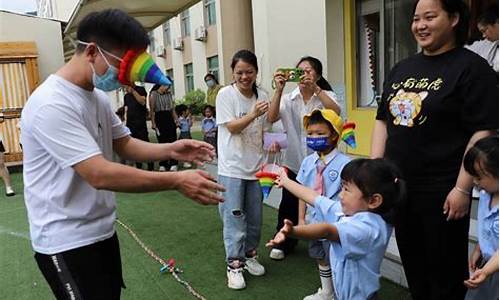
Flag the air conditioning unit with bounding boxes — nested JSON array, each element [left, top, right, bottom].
[[194, 26, 207, 42], [173, 37, 184, 51], [155, 45, 166, 58]]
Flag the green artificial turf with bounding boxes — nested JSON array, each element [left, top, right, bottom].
[[0, 130, 411, 299]]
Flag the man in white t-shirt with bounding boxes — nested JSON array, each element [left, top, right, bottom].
[[466, 5, 498, 72], [21, 9, 224, 300]]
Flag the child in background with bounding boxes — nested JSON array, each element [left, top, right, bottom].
[[176, 104, 192, 140], [293, 109, 351, 300], [463, 136, 499, 300], [202, 105, 217, 156], [175, 104, 193, 168], [268, 158, 405, 300]]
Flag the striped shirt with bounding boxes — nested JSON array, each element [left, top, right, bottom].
[[151, 91, 174, 112]]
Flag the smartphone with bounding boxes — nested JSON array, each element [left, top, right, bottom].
[[277, 68, 304, 82]]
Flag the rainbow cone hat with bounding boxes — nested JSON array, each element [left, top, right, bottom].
[[118, 49, 172, 86], [255, 164, 287, 199], [341, 122, 356, 148]]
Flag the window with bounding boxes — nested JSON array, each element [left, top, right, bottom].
[[204, 0, 217, 26], [207, 56, 219, 82], [356, 0, 417, 107], [181, 11, 191, 37], [184, 63, 194, 92], [166, 69, 175, 96], [163, 22, 171, 45], [148, 32, 156, 53]]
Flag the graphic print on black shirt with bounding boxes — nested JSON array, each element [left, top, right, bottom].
[[376, 48, 498, 191]]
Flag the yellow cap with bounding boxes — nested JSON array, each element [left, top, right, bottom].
[[303, 109, 344, 135]]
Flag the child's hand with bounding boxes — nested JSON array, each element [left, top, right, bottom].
[[469, 247, 482, 273], [464, 268, 488, 289], [268, 142, 281, 153], [266, 219, 294, 248], [274, 168, 289, 188]]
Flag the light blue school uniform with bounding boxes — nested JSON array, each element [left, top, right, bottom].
[[465, 190, 499, 300], [314, 196, 392, 300], [296, 149, 351, 223], [477, 190, 499, 261], [202, 117, 217, 137]]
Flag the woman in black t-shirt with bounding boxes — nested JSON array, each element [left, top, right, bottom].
[[124, 85, 154, 171], [371, 1, 498, 299]]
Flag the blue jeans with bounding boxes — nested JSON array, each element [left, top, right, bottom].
[[218, 175, 263, 263]]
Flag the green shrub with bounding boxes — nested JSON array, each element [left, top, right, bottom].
[[176, 89, 206, 115]]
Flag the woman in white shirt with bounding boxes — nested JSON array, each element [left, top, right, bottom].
[[216, 50, 270, 290]]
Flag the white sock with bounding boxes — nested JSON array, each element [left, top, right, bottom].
[[318, 264, 333, 296]]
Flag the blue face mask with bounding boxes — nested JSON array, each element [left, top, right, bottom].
[[91, 63, 121, 91], [206, 79, 216, 88], [306, 135, 331, 152], [80, 41, 123, 91]]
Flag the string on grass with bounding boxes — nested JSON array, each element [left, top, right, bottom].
[[116, 219, 207, 300]]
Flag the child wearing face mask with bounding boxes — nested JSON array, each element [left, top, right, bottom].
[[293, 109, 354, 300], [205, 73, 222, 107], [268, 158, 405, 300], [463, 136, 499, 300], [201, 105, 217, 155]]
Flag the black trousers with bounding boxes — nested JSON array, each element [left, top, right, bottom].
[[35, 233, 125, 300], [155, 110, 177, 168], [129, 125, 154, 171], [274, 170, 299, 253], [395, 189, 469, 300]]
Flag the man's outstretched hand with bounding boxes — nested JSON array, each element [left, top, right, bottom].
[[175, 169, 225, 205], [169, 139, 216, 165]]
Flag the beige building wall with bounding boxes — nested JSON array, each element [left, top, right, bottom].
[[0, 11, 64, 81], [151, 0, 254, 100], [218, 0, 254, 85], [325, 0, 347, 116], [251, 0, 328, 94]]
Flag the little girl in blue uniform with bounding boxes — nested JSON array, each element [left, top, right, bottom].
[[463, 136, 498, 300], [268, 158, 406, 300]]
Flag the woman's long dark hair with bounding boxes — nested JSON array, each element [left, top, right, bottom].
[[150, 84, 161, 93], [296, 56, 333, 91], [231, 50, 259, 98]]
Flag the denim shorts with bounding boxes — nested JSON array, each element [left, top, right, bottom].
[[308, 239, 330, 260]]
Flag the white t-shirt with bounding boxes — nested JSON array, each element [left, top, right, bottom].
[[279, 87, 339, 173], [466, 39, 499, 72], [20, 75, 130, 254], [216, 84, 270, 180]]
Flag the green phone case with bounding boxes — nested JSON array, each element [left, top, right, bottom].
[[278, 68, 304, 82]]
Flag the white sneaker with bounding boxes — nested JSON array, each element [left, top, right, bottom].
[[158, 166, 166, 172], [244, 256, 265, 276], [227, 265, 246, 290], [169, 165, 178, 171], [303, 288, 333, 300], [5, 186, 14, 197], [269, 248, 285, 260]]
